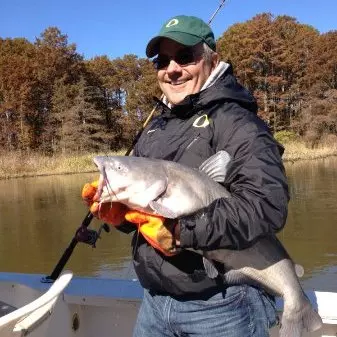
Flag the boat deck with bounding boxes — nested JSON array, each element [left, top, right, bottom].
[[0, 272, 336, 337]]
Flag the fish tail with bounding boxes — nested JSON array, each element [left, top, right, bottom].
[[301, 302, 323, 332], [280, 300, 323, 337], [279, 318, 303, 337]]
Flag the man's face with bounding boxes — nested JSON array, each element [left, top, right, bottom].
[[156, 39, 217, 105]]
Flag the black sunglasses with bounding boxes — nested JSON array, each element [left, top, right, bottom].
[[152, 47, 201, 70]]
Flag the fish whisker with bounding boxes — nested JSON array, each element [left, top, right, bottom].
[[102, 166, 120, 208]]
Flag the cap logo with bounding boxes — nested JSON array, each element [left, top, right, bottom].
[[166, 19, 179, 28]]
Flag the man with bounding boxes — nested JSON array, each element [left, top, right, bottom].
[[83, 15, 289, 337]]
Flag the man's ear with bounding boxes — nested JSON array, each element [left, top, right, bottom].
[[212, 52, 220, 70]]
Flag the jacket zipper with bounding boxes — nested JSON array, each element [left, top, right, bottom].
[[186, 136, 200, 150]]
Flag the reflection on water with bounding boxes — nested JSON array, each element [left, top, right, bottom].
[[0, 157, 336, 291]]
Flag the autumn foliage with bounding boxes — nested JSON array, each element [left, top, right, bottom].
[[0, 14, 336, 155]]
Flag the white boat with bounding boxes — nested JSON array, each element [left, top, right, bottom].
[[0, 271, 336, 337]]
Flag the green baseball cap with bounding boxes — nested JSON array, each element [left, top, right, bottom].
[[146, 15, 216, 58]]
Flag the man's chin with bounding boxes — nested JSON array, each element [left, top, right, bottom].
[[166, 93, 188, 106]]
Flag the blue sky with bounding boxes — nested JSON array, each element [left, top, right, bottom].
[[1, 0, 336, 60]]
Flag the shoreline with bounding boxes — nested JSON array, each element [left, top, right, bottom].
[[0, 143, 336, 180]]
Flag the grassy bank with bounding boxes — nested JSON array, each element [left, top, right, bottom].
[[0, 150, 125, 179], [0, 141, 336, 179], [283, 142, 337, 162]]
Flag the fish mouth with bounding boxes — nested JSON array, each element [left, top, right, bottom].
[[94, 174, 106, 201], [95, 164, 115, 201], [95, 175, 128, 203]]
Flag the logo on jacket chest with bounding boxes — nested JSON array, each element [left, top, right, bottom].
[[193, 114, 210, 128]]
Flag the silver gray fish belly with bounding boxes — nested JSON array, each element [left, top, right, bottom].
[[93, 151, 323, 336]]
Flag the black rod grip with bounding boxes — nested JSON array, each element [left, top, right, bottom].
[[42, 211, 94, 282]]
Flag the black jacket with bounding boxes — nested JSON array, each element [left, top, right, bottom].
[[128, 66, 289, 299]]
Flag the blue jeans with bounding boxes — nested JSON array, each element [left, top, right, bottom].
[[132, 285, 277, 337]]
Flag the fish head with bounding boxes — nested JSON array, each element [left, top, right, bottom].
[[93, 156, 137, 202], [93, 155, 169, 211]]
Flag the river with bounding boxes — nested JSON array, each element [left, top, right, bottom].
[[0, 157, 336, 291]]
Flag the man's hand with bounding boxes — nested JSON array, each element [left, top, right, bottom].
[[82, 182, 179, 253], [125, 210, 180, 256], [81, 180, 128, 226]]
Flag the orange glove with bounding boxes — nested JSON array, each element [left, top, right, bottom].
[[81, 180, 128, 226], [125, 210, 180, 256]]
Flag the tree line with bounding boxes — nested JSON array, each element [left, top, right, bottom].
[[0, 13, 336, 155]]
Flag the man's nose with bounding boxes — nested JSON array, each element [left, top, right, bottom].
[[166, 59, 182, 74]]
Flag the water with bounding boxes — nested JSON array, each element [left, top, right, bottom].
[[0, 172, 136, 279], [0, 157, 336, 291], [280, 157, 337, 292]]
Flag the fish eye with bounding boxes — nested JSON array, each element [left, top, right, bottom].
[[114, 161, 127, 173]]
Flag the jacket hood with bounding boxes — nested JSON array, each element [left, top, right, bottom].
[[160, 62, 258, 118]]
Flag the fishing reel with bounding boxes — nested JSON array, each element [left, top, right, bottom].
[[75, 223, 110, 248]]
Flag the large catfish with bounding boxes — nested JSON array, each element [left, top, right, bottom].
[[93, 152, 323, 336]]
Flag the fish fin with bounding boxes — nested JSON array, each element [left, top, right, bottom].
[[294, 264, 304, 278], [199, 151, 231, 182], [149, 201, 177, 219], [202, 257, 219, 279]]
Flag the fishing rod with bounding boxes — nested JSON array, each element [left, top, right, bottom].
[[42, 1, 227, 283], [208, 0, 227, 25]]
